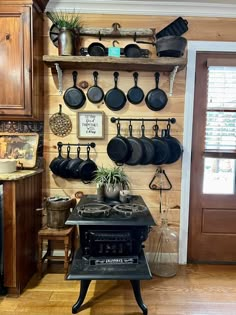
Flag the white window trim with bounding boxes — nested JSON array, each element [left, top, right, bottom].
[[180, 41, 236, 264]]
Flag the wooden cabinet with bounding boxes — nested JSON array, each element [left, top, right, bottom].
[[3, 172, 43, 295], [0, 1, 48, 120]]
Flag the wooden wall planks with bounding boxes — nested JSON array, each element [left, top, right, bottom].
[[43, 13, 236, 229]]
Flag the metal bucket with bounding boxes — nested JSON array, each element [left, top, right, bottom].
[[46, 197, 76, 229]]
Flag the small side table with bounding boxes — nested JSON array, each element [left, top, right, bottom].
[[38, 226, 75, 278]]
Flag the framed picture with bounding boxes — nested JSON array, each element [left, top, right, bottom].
[[77, 111, 105, 139], [0, 133, 39, 168]]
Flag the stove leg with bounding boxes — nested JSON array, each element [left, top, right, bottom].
[[72, 279, 91, 314], [130, 280, 148, 315]]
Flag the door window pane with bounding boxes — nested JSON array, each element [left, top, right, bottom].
[[203, 157, 236, 194]]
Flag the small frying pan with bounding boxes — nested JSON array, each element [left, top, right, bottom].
[[107, 121, 131, 164], [104, 72, 127, 111], [49, 142, 64, 175], [127, 72, 144, 105], [87, 71, 104, 104], [57, 145, 72, 178], [145, 72, 168, 111], [66, 146, 84, 179], [126, 123, 144, 165], [151, 123, 170, 165], [139, 122, 155, 165], [77, 146, 98, 183], [63, 71, 86, 110], [161, 123, 183, 164]]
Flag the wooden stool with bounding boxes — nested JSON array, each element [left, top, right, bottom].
[[38, 226, 75, 279]]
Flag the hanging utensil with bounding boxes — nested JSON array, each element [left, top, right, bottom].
[[127, 72, 144, 105], [149, 167, 172, 191], [49, 104, 72, 137]]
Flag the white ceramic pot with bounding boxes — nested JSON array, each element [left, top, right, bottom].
[[0, 159, 17, 174], [104, 184, 122, 201]]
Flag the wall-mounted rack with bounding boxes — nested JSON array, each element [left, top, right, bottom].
[[57, 142, 96, 148], [110, 117, 176, 124]]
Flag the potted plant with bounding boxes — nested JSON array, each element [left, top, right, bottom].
[[46, 11, 82, 56], [94, 166, 130, 201]]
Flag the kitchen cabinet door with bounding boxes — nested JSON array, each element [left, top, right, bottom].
[[0, 5, 43, 120]]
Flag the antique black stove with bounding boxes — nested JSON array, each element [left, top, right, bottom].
[[66, 194, 156, 315]]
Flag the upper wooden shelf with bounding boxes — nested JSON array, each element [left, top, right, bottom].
[[43, 55, 187, 72]]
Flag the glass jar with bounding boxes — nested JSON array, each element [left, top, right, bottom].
[[148, 212, 179, 277]]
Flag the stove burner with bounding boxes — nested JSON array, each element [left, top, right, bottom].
[[112, 204, 148, 217], [78, 203, 111, 217]]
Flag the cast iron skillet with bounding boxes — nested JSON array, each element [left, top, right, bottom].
[[57, 145, 72, 178], [161, 123, 183, 164], [139, 122, 155, 165], [107, 121, 132, 164], [104, 72, 127, 111], [77, 146, 98, 183], [66, 146, 84, 179], [80, 42, 108, 56], [126, 123, 144, 166], [145, 72, 168, 111], [63, 71, 86, 110], [123, 43, 149, 58], [151, 123, 170, 165], [87, 71, 104, 104], [127, 72, 144, 105], [49, 142, 64, 175]]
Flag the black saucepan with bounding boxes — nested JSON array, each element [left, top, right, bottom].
[[145, 72, 168, 111], [107, 121, 132, 164], [63, 71, 86, 110], [87, 71, 104, 104], [127, 72, 144, 105], [161, 124, 183, 164], [123, 43, 149, 58], [49, 142, 64, 175], [66, 146, 84, 179], [57, 145, 72, 178], [104, 72, 127, 111], [77, 146, 98, 183], [151, 123, 170, 165], [126, 123, 144, 165], [139, 122, 155, 165]]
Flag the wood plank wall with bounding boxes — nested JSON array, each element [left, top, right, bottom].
[[43, 14, 236, 236]]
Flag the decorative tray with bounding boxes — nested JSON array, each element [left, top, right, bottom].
[[0, 133, 39, 168]]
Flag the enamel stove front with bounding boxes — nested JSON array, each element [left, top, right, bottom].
[[66, 195, 156, 315]]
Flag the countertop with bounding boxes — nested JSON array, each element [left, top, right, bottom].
[[0, 168, 44, 181]]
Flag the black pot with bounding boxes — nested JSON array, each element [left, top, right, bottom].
[[156, 36, 187, 57]]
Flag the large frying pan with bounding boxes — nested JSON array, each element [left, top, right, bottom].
[[151, 123, 170, 165], [77, 146, 98, 183], [126, 123, 144, 165], [57, 145, 72, 178], [49, 142, 64, 175], [107, 121, 131, 164], [161, 124, 183, 164], [127, 72, 144, 105], [66, 146, 84, 179], [63, 71, 86, 110], [104, 72, 127, 111], [145, 72, 168, 111], [87, 71, 104, 104], [139, 122, 155, 165]]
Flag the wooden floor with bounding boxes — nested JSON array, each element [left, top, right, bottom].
[[1, 263, 236, 315]]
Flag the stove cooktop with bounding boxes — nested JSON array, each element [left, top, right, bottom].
[[66, 194, 156, 226]]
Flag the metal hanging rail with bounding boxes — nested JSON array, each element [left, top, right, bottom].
[[110, 117, 176, 124], [57, 142, 96, 148]]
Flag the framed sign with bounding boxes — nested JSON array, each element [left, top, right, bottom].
[[77, 111, 105, 139]]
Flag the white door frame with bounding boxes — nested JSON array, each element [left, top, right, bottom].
[[179, 41, 236, 264]]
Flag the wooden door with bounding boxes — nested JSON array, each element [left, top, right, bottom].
[[0, 5, 32, 118], [188, 52, 236, 263]]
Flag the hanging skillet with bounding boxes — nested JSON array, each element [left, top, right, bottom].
[[77, 146, 98, 183], [66, 146, 84, 179], [87, 71, 104, 104], [57, 145, 72, 178], [126, 122, 144, 166], [104, 72, 127, 111], [145, 72, 168, 111], [151, 122, 170, 165], [49, 142, 64, 175], [161, 122, 183, 164], [127, 72, 144, 105], [63, 71, 86, 110], [139, 121, 155, 165]]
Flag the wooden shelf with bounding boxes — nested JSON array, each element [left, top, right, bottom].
[[43, 55, 186, 72]]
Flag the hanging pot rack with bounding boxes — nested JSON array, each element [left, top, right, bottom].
[[57, 141, 96, 148], [110, 117, 176, 124]]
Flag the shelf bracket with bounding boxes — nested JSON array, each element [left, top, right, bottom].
[[169, 65, 179, 96], [55, 62, 63, 95]]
